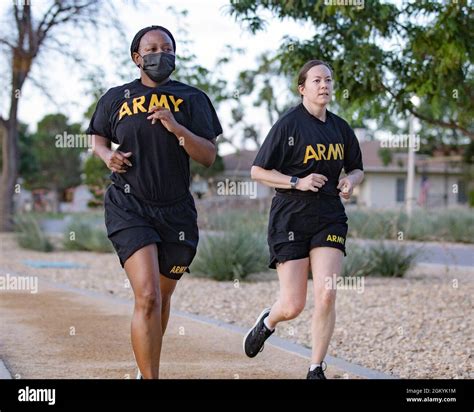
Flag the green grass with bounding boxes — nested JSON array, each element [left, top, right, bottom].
[[367, 242, 419, 277], [342, 241, 418, 278], [14, 215, 54, 252], [348, 208, 474, 243], [341, 243, 373, 278], [63, 220, 113, 253], [191, 227, 268, 281], [26, 211, 104, 221], [26, 211, 67, 220], [201, 207, 474, 243], [205, 209, 268, 232]]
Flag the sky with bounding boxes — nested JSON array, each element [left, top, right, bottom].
[[0, 0, 316, 155]]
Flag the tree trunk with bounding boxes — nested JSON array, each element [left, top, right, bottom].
[[0, 37, 29, 231], [0, 119, 19, 231], [0, 1, 108, 230]]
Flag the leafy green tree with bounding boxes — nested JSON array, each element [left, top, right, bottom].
[[166, 6, 232, 180], [0, 0, 128, 230], [227, 0, 474, 140], [83, 154, 110, 207], [378, 147, 393, 167], [27, 114, 83, 210], [0, 123, 38, 183]]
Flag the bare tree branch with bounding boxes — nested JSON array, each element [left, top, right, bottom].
[[0, 0, 121, 231], [13, 4, 24, 51], [35, 2, 59, 41], [24, 5, 35, 54], [36, 1, 99, 50], [13, 3, 21, 28], [409, 107, 474, 140], [26, 75, 61, 108], [43, 37, 86, 65], [36, 3, 64, 49], [380, 81, 474, 140], [0, 39, 16, 49]]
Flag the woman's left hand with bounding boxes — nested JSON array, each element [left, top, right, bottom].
[[337, 176, 354, 199], [147, 106, 182, 135]]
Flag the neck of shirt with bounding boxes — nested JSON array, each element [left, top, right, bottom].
[[138, 77, 173, 89], [300, 101, 328, 124]]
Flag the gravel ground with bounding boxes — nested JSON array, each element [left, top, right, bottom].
[[0, 233, 472, 379]]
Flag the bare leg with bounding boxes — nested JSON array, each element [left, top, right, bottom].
[[309, 247, 343, 364], [124, 244, 162, 379], [266, 257, 309, 329], [160, 274, 177, 336]]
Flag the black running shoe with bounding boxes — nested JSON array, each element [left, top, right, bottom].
[[243, 307, 274, 358], [306, 361, 327, 379]]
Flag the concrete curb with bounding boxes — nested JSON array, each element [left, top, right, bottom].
[[172, 309, 397, 380], [409, 263, 474, 277], [0, 359, 12, 379], [1, 274, 396, 380]]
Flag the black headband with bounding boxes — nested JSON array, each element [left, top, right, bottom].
[[130, 25, 176, 59]]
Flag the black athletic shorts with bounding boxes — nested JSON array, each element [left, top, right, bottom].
[[267, 191, 348, 269], [104, 184, 199, 280]]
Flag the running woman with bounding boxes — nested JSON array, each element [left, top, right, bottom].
[[243, 60, 364, 379], [87, 26, 222, 379]]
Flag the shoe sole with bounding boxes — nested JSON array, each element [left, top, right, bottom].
[[242, 307, 272, 358]]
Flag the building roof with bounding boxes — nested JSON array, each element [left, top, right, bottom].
[[222, 150, 256, 176], [358, 141, 463, 174]]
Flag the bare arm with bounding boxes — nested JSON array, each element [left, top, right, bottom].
[[250, 166, 294, 189], [147, 107, 217, 168], [347, 169, 364, 186], [92, 134, 132, 173], [251, 165, 328, 192], [174, 126, 217, 168], [337, 169, 364, 199]]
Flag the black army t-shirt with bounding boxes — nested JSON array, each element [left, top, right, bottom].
[[86, 78, 222, 203], [253, 103, 363, 197]]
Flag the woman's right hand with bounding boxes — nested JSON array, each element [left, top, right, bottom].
[[103, 150, 133, 174], [295, 173, 328, 192]]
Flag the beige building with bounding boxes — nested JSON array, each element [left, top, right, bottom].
[[220, 142, 469, 208], [356, 141, 467, 208]]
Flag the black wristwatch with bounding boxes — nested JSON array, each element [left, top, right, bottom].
[[290, 176, 299, 189]]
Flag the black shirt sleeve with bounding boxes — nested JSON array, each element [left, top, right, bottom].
[[86, 94, 117, 143], [343, 125, 364, 174], [188, 92, 223, 141], [252, 121, 287, 171]]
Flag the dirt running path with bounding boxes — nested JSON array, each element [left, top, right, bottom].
[[0, 280, 355, 379]]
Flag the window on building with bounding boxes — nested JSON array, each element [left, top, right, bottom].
[[396, 178, 405, 202], [457, 180, 467, 204]]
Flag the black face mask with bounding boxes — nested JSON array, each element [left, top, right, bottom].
[[139, 52, 175, 83]]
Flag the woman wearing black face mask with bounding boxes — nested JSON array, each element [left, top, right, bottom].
[[86, 26, 222, 379]]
